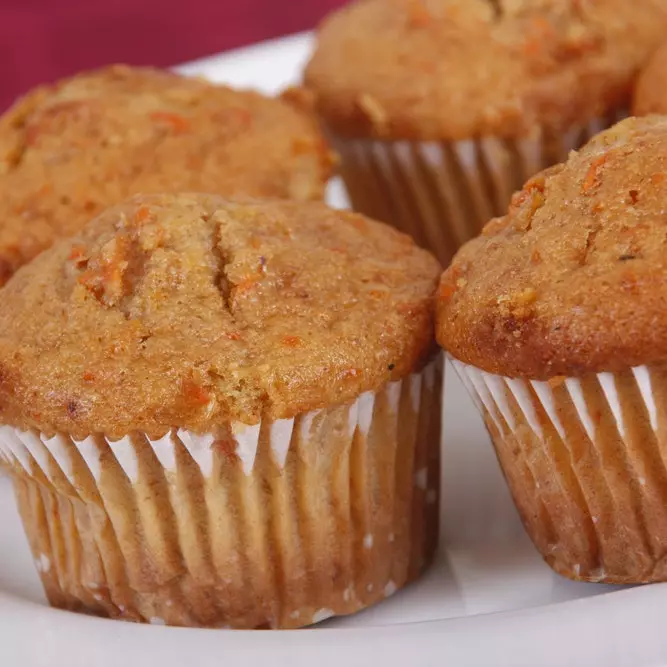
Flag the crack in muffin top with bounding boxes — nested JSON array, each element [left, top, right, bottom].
[[305, 0, 667, 140], [0, 65, 334, 287], [437, 116, 667, 378], [0, 194, 440, 437]]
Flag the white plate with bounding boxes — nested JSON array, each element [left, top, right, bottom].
[[3, 32, 667, 667]]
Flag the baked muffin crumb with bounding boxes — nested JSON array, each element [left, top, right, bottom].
[[0, 194, 440, 437], [305, 0, 667, 140], [437, 115, 667, 378], [0, 65, 334, 286]]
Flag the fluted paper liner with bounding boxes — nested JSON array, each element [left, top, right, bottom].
[[0, 357, 441, 628], [451, 355, 667, 584], [332, 111, 626, 266]]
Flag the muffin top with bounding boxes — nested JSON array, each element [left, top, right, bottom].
[[0, 65, 334, 287], [633, 40, 667, 116], [305, 0, 667, 140], [0, 194, 440, 437], [437, 116, 667, 379]]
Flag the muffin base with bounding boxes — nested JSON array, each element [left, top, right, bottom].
[[451, 355, 667, 584], [0, 358, 441, 628], [332, 111, 626, 266]]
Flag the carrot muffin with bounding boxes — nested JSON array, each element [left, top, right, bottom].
[[437, 116, 667, 584], [0, 193, 442, 629], [0, 65, 334, 287], [305, 0, 667, 266], [633, 40, 667, 116]]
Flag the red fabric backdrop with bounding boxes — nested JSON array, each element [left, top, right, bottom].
[[0, 0, 347, 111]]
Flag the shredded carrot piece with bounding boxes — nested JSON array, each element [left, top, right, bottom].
[[438, 281, 457, 302], [150, 111, 190, 133], [234, 277, 259, 295], [69, 244, 87, 261], [409, 0, 431, 27], [582, 156, 608, 194], [134, 205, 152, 224], [282, 335, 302, 347], [182, 378, 211, 405], [523, 16, 555, 56]]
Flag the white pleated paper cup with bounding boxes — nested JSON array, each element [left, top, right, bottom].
[[0, 357, 442, 629], [449, 354, 667, 584], [331, 110, 627, 267]]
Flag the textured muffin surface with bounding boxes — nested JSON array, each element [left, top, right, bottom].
[[437, 116, 667, 378], [0, 65, 333, 286], [305, 0, 667, 140], [0, 194, 440, 436]]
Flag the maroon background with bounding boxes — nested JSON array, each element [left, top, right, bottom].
[[0, 0, 347, 111]]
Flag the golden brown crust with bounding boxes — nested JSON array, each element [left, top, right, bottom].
[[305, 0, 667, 140], [437, 116, 667, 379], [633, 40, 667, 116], [0, 194, 441, 437], [0, 65, 334, 286]]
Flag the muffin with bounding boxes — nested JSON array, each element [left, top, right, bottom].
[[437, 116, 667, 584], [0, 65, 334, 287], [633, 40, 667, 116], [304, 0, 667, 266], [0, 193, 442, 628]]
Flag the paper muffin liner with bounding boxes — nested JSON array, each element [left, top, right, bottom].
[[0, 357, 442, 629], [450, 355, 667, 584], [331, 110, 626, 266]]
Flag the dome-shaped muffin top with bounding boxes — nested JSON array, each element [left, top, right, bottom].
[[437, 116, 667, 379], [633, 40, 667, 116], [0, 194, 440, 437], [304, 0, 667, 140], [0, 65, 334, 287]]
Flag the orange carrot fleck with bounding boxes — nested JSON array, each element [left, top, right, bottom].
[[69, 244, 87, 261], [349, 216, 368, 232], [234, 277, 259, 295], [282, 335, 302, 347], [292, 137, 315, 156], [134, 205, 152, 224], [409, 0, 431, 27], [438, 280, 457, 302], [224, 331, 241, 341], [523, 16, 555, 56], [582, 156, 607, 194], [150, 111, 189, 133], [182, 378, 211, 405]]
